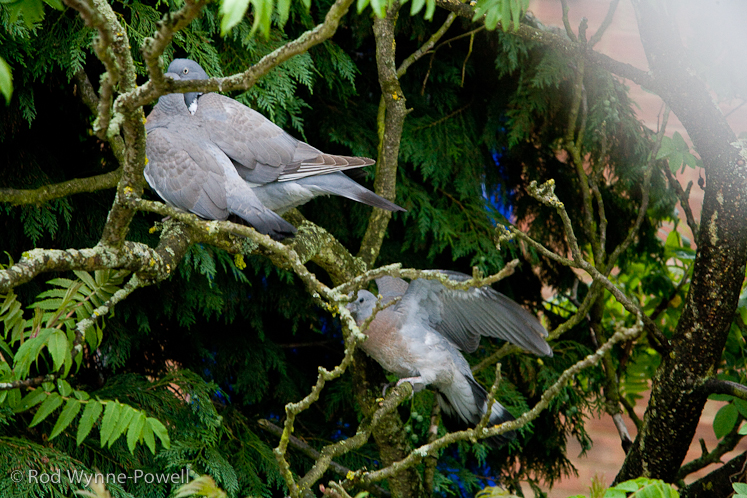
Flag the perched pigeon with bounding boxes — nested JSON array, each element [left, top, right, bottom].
[[347, 271, 552, 447], [145, 74, 297, 239], [166, 58, 405, 214]]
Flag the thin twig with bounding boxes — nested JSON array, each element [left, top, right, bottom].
[[588, 0, 620, 47], [257, 419, 391, 497]]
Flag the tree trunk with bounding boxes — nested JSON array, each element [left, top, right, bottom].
[[616, 0, 747, 483]]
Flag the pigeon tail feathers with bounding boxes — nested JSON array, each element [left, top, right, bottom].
[[437, 376, 516, 448]]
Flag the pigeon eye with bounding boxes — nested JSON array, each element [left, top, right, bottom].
[[182, 68, 189, 74], [358, 297, 364, 303]]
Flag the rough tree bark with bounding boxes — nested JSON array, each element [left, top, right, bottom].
[[615, 0, 747, 485]]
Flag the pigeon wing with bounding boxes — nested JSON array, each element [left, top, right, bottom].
[[145, 123, 228, 221], [195, 93, 375, 184], [405, 271, 552, 356]]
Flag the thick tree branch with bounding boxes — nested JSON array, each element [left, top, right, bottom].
[[0, 168, 121, 206], [676, 418, 745, 482], [679, 450, 747, 498], [699, 379, 747, 401], [358, 3, 408, 268], [283, 210, 368, 285]]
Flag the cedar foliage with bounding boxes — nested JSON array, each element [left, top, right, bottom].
[[1, 0, 743, 497]]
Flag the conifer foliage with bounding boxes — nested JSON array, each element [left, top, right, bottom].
[[1, 0, 747, 497]]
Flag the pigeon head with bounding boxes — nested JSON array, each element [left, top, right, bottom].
[[347, 290, 378, 326], [167, 59, 209, 112], [152, 72, 191, 115]]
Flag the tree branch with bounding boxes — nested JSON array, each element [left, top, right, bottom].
[[0, 168, 121, 206], [257, 419, 391, 498], [433, 0, 657, 91], [676, 418, 745, 482], [122, 0, 358, 111], [357, 2, 408, 268]]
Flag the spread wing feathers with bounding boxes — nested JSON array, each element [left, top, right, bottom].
[[437, 373, 516, 448], [195, 93, 375, 185], [404, 272, 553, 357], [252, 172, 405, 214], [375, 275, 410, 302]]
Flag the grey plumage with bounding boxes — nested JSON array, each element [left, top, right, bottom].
[[166, 58, 404, 213], [347, 271, 552, 447], [144, 74, 297, 239]]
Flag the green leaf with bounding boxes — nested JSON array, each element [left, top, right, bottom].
[[603, 489, 627, 498], [614, 480, 640, 492], [409, 0, 425, 16], [49, 399, 81, 439], [14, 388, 48, 413], [142, 423, 156, 454], [369, 0, 386, 18], [56, 379, 72, 397], [174, 476, 226, 498], [126, 411, 146, 453], [41, 0, 63, 10], [107, 404, 135, 447], [99, 401, 121, 447], [220, 0, 250, 36], [77, 400, 103, 445], [47, 330, 68, 371], [733, 398, 747, 418], [147, 417, 170, 449], [72, 270, 96, 290], [424, 0, 435, 19], [275, 0, 290, 27], [0, 57, 12, 105], [733, 483, 747, 494], [672, 131, 688, 152], [249, 0, 273, 37], [29, 393, 63, 427], [714, 403, 739, 439]]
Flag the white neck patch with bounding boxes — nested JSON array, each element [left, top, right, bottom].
[[188, 93, 202, 115]]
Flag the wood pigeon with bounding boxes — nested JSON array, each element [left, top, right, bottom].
[[166, 58, 405, 214], [145, 74, 297, 239], [346, 271, 552, 447]]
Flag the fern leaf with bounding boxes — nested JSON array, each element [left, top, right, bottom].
[[147, 417, 170, 449], [29, 392, 63, 427], [107, 404, 136, 448], [77, 400, 103, 445], [126, 411, 146, 453], [47, 329, 68, 371], [49, 398, 82, 439], [14, 387, 48, 413], [99, 401, 122, 447]]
